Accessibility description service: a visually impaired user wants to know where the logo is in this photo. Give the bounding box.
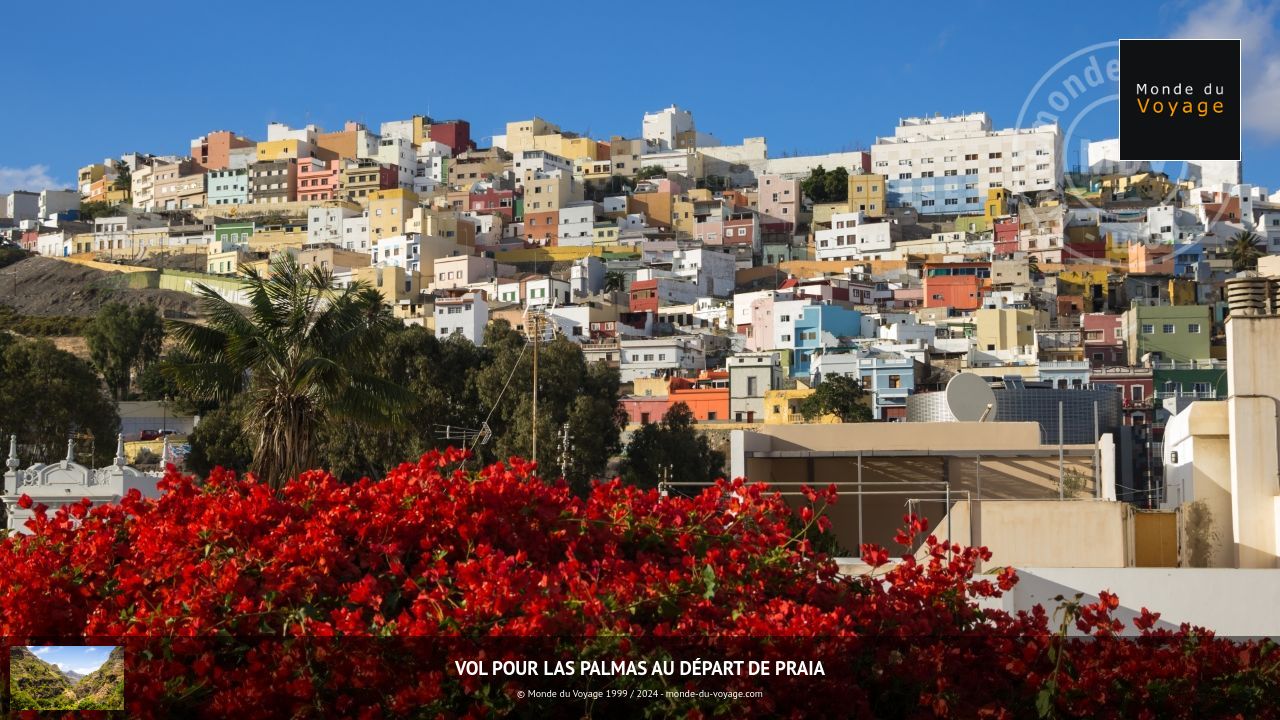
[1120,39,1241,161]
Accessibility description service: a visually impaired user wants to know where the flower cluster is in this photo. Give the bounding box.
[1,450,1277,718]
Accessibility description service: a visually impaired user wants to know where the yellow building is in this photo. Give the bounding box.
[248,223,308,254]
[1099,172,1174,202]
[763,384,840,425]
[984,188,1012,220]
[593,223,620,245]
[368,188,419,241]
[846,173,886,216]
[354,264,424,306]
[256,139,312,162]
[1056,266,1110,296]
[504,118,562,156]
[974,308,1043,352]
[78,163,109,196]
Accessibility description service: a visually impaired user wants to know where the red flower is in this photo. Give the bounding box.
[17,493,32,509]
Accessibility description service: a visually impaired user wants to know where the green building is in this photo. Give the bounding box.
[1123,305,1212,365]
[213,221,254,248]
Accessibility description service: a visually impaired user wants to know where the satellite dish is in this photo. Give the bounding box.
[945,373,997,422]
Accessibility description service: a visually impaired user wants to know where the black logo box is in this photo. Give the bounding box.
[1119,38,1241,161]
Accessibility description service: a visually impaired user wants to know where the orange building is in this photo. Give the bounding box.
[191,130,255,170]
[922,261,989,310]
[524,210,559,245]
[1128,242,1176,274]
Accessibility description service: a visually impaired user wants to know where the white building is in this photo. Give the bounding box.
[671,247,736,298]
[4,191,38,222]
[1085,139,1150,176]
[341,212,371,253]
[871,113,1061,215]
[814,215,899,261]
[38,189,79,219]
[642,105,697,151]
[434,292,489,344]
[1,436,161,534]
[374,234,423,272]
[308,204,361,246]
[728,351,783,422]
[619,335,707,382]
[432,254,498,291]
[557,202,597,246]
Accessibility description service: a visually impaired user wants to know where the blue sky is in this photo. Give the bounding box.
[2,0,1278,193]
[27,645,114,676]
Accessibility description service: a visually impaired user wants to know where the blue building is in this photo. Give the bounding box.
[810,350,918,420]
[885,173,983,214]
[792,304,863,377]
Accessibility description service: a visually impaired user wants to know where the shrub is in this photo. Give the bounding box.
[0,451,1276,718]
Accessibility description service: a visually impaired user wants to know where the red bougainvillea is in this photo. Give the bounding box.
[1,449,1277,718]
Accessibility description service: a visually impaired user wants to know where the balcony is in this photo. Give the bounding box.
[1151,359,1225,371]
[1153,388,1219,400]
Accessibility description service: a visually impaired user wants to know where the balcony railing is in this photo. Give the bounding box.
[1153,389,1218,400]
[1151,359,1225,370]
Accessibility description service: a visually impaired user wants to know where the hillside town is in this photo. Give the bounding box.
[3,104,1280,583]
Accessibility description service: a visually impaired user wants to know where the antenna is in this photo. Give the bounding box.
[945,373,998,421]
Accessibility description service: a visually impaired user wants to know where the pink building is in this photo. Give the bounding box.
[1082,313,1126,367]
[297,159,339,202]
[757,174,800,232]
[745,296,776,351]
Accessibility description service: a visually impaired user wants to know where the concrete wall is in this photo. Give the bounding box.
[1162,401,1234,567]
[731,422,1100,553]
[932,499,1136,568]
[992,567,1280,636]
[1226,314,1280,567]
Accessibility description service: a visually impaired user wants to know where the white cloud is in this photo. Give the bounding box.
[31,646,53,656]
[0,164,66,194]
[1172,0,1280,139]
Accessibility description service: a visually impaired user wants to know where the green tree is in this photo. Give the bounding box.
[620,402,724,490]
[85,302,164,400]
[77,201,119,223]
[797,374,873,423]
[184,399,254,476]
[471,320,624,492]
[112,159,132,192]
[165,254,408,488]
[319,326,485,481]
[603,271,626,294]
[1227,230,1265,271]
[801,165,850,204]
[0,334,119,465]
[635,165,668,181]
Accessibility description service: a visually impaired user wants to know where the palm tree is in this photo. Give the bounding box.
[1227,230,1265,271]
[165,254,409,488]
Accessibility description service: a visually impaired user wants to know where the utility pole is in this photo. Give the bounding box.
[559,422,571,479]
[530,309,541,467]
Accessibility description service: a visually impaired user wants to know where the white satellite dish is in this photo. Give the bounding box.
[945,373,997,422]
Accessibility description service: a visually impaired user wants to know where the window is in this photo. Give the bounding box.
[964,154,978,161]
[707,412,717,421]
[944,169,957,176]
[989,167,1002,174]
[944,198,958,205]
[920,171,934,178]
[898,173,911,180]
[965,167,978,175]
[1114,327,1124,339]
[1194,382,1211,395]
[1162,324,1175,334]
[1188,323,1202,333]
[988,152,1002,159]
[888,374,901,388]
[1141,324,1154,334]
[1132,386,1144,402]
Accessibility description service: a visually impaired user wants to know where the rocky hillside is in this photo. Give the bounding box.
[8,645,125,711]
[73,646,125,709]
[9,646,72,709]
